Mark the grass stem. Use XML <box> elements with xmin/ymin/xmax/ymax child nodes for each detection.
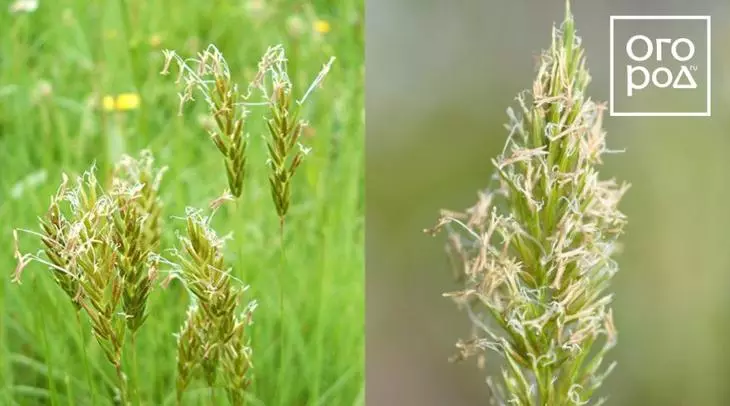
<box><xmin>130</xmin><ymin>333</ymin><xmax>139</xmax><ymax>406</ymax></box>
<box><xmin>115</xmin><ymin>362</ymin><xmax>128</xmax><ymax>406</ymax></box>
<box><xmin>276</xmin><ymin>220</ymin><xmax>288</xmax><ymax>405</ymax></box>
<box><xmin>75</xmin><ymin>311</ymin><xmax>96</xmax><ymax>405</ymax></box>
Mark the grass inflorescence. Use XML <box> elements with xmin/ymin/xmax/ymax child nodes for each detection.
<box><xmin>429</xmin><ymin>3</ymin><xmax>628</xmax><ymax>405</ymax></box>
<box><xmin>11</xmin><ymin>38</ymin><xmax>348</xmax><ymax>405</ymax></box>
<box><xmin>258</xmin><ymin>47</ymin><xmax>334</xmax><ymax>229</ymax></box>
<box><xmin>2</xmin><ymin>2</ymin><xmax>363</xmax><ymax>404</ymax></box>
<box><xmin>172</xmin><ymin>209</ymin><xmax>256</xmax><ymax>405</ymax></box>
<box><xmin>161</xmin><ymin>45</ymin><xmax>250</xmax><ymax>199</ymax></box>
<box><xmin>159</xmin><ymin>44</ymin><xmax>334</xmax><ymax>403</ymax></box>
<box><xmin>13</xmin><ymin>161</ymin><xmax>163</xmax><ymax>404</ymax></box>
<box><xmin>111</xmin><ymin>150</ymin><xmax>167</xmax><ymax>334</ymax></box>
<box><xmin>161</xmin><ymin>43</ymin><xmax>334</xmax><ymax>227</ymax></box>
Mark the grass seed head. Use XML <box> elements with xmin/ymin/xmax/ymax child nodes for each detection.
<box><xmin>255</xmin><ymin>46</ymin><xmax>334</xmax><ymax>225</ymax></box>
<box><xmin>31</xmin><ymin>175</ymin><xmax>83</xmax><ymax>307</ymax></box>
<box><xmin>162</xmin><ymin>43</ymin><xmax>334</xmax><ymax>222</ymax></box>
<box><xmin>12</xmin><ymin>159</ymin><xmax>167</xmax><ymax>403</ymax></box>
<box><xmin>58</xmin><ymin>170</ymin><xmax>126</xmax><ymax>371</ymax></box>
<box><xmin>162</xmin><ymin>45</ymin><xmax>249</xmax><ymax>198</ymax></box>
<box><xmin>430</xmin><ymin>4</ymin><xmax>628</xmax><ymax>405</ymax></box>
<box><xmin>111</xmin><ymin>150</ymin><xmax>167</xmax><ymax>333</ymax></box>
<box><xmin>172</xmin><ymin>209</ymin><xmax>255</xmax><ymax>401</ymax></box>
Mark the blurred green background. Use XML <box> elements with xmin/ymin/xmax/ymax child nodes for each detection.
<box><xmin>367</xmin><ymin>1</ymin><xmax>730</xmax><ymax>405</ymax></box>
<box><xmin>0</xmin><ymin>0</ymin><xmax>363</xmax><ymax>405</ymax></box>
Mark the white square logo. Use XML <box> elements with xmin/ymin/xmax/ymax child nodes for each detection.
<box><xmin>610</xmin><ymin>16</ymin><xmax>711</xmax><ymax>117</ymax></box>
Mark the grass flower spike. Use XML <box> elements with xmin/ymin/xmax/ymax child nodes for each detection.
<box><xmin>162</xmin><ymin>44</ymin><xmax>335</xmax><ymax>225</ymax></box>
<box><xmin>13</xmin><ymin>154</ymin><xmax>166</xmax><ymax>405</ymax></box>
<box><xmin>173</xmin><ymin>209</ymin><xmax>256</xmax><ymax>404</ymax></box>
<box><xmin>162</xmin><ymin>45</ymin><xmax>249</xmax><ymax>198</ymax></box>
<box><xmin>113</xmin><ymin>150</ymin><xmax>167</xmax><ymax>251</ymax></box>
<box><xmin>262</xmin><ymin>47</ymin><xmax>305</xmax><ymax>229</ymax></box>
<box><xmin>254</xmin><ymin>46</ymin><xmax>335</xmax><ymax>228</ymax></box>
<box><xmin>24</xmin><ymin>174</ymin><xmax>80</xmax><ymax>306</ymax></box>
<box><xmin>14</xmin><ymin>169</ymin><xmax>130</xmax><ymax>400</ymax></box>
<box><xmin>111</xmin><ymin>150</ymin><xmax>167</xmax><ymax>332</ymax></box>
<box><xmin>429</xmin><ymin>4</ymin><xmax>628</xmax><ymax>405</ymax></box>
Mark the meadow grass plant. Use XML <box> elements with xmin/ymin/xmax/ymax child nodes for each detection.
<box><xmin>1</xmin><ymin>2</ymin><xmax>362</xmax><ymax>404</ymax></box>
<box><xmin>5</xmin><ymin>15</ymin><xmax>361</xmax><ymax>406</ymax></box>
<box><xmin>11</xmin><ymin>44</ymin><xmax>336</xmax><ymax>404</ymax></box>
<box><xmin>429</xmin><ymin>4</ymin><xmax>628</xmax><ymax>405</ymax></box>
<box><xmin>161</xmin><ymin>45</ymin><xmax>250</xmax><ymax>199</ymax></box>
<box><xmin>159</xmin><ymin>44</ymin><xmax>333</xmax><ymax>404</ymax></box>
<box><xmin>11</xmin><ymin>42</ymin><xmax>334</xmax><ymax>404</ymax></box>
<box><xmin>161</xmin><ymin>44</ymin><xmax>334</xmax><ymax>231</ymax></box>
<box><xmin>13</xmin><ymin>165</ymin><xmax>153</xmax><ymax>404</ymax></box>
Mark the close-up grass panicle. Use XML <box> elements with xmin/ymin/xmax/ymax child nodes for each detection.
<box><xmin>162</xmin><ymin>45</ymin><xmax>249</xmax><ymax>198</ymax></box>
<box><xmin>264</xmin><ymin>69</ymin><xmax>306</xmax><ymax>229</ymax></box>
<box><xmin>14</xmin><ymin>168</ymin><xmax>131</xmax><ymax>401</ymax></box>
<box><xmin>429</xmin><ymin>4</ymin><xmax>628</xmax><ymax>405</ymax></box>
<box><xmin>114</xmin><ymin>149</ymin><xmax>167</xmax><ymax>250</ymax></box>
<box><xmin>172</xmin><ymin>209</ymin><xmax>256</xmax><ymax>404</ymax></box>
<box><xmin>111</xmin><ymin>150</ymin><xmax>167</xmax><ymax>333</ymax></box>
<box><xmin>12</xmin><ymin>154</ymin><xmax>168</xmax><ymax>404</ymax></box>
<box><xmin>24</xmin><ymin>174</ymin><xmax>81</xmax><ymax>307</ymax></box>
<box><xmin>163</xmin><ymin>44</ymin><xmax>335</xmax><ymax>224</ymax></box>
<box><xmin>255</xmin><ymin>47</ymin><xmax>335</xmax><ymax>228</ymax></box>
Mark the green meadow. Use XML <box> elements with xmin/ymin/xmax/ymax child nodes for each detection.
<box><xmin>0</xmin><ymin>0</ymin><xmax>363</xmax><ymax>405</ymax></box>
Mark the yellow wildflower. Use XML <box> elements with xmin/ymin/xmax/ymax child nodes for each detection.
<box><xmin>313</xmin><ymin>20</ymin><xmax>331</xmax><ymax>34</ymax></box>
<box><xmin>103</xmin><ymin>93</ymin><xmax>141</xmax><ymax>112</ymax></box>
<box><xmin>116</xmin><ymin>93</ymin><xmax>140</xmax><ymax>110</ymax></box>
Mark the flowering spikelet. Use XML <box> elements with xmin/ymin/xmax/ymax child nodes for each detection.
<box><xmin>255</xmin><ymin>46</ymin><xmax>334</xmax><ymax>227</ymax></box>
<box><xmin>114</xmin><ymin>150</ymin><xmax>167</xmax><ymax>249</ymax></box>
<box><xmin>162</xmin><ymin>43</ymin><xmax>335</xmax><ymax>223</ymax></box>
<box><xmin>173</xmin><ymin>209</ymin><xmax>256</xmax><ymax>403</ymax></box>
<box><xmin>111</xmin><ymin>150</ymin><xmax>167</xmax><ymax>332</ymax></box>
<box><xmin>162</xmin><ymin>45</ymin><xmax>249</xmax><ymax>198</ymax></box>
<box><xmin>428</xmin><ymin>4</ymin><xmax>628</xmax><ymax>405</ymax></box>
<box><xmin>13</xmin><ymin>158</ymin><xmax>167</xmax><ymax>404</ymax></box>
<box><xmin>32</xmin><ymin>174</ymin><xmax>81</xmax><ymax>307</ymax></box>
<box><xmin>262</xmin><ymin>47</ymin><xmax>305</xmax><ymax>227</ymax></box>
<box><xmin>13</xmin><ymin>169</ymin><xmax>130</xmax><ymax>400</ymax></box>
